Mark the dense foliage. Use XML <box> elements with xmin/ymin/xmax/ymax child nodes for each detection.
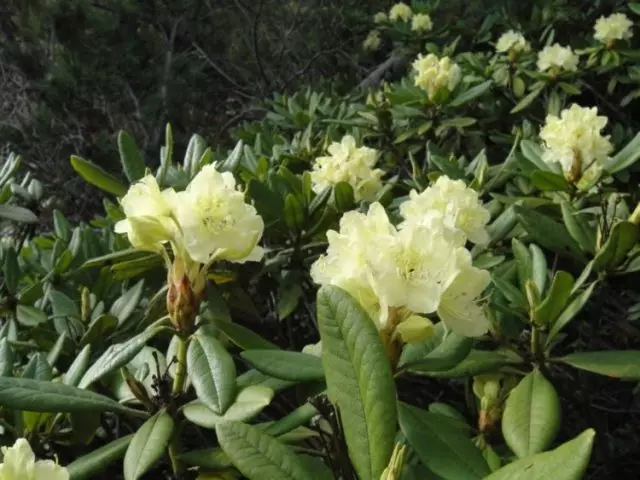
<box><xmin>3</xmin><ymin>1</ymin><xmax>640</xmax><ymax>479</ymax></box>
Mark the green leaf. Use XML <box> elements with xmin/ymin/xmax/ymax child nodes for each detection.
<box><xmin>80</xmin><ymin>314</ymin><xmax>119</xmax><ymax>347</ymax></box>
<box><xmin>215</xmin><ymin>421</ymin><xmax>313</xmax><ymax>480</ymax></box>
<box><xmin>124</xmin><ymin>411</ymin><xmax>174</xmax><ymax>480</ymax></box>
<box><xmin>240</xmin><ymin>350</ymin><xmax>324</xmax><ymax>382</ymax></box>
<box><xmin>398</xmin><ymin>402</ymin><xmax>489</xmax><ymax>479</ymax></box>
<box><xmin>603</xmin><ymin>132</ymin><xmax>640</xmax><ymax>173</ymax></box>
<box><xmin>449</xmin><ymin>80</ymin><xmax>492</xmax><ymax>107</ymax></box>
<box><xmin>317</xmin><ymin>285</ymin><xmax>396</xmax><ymax>480</ymax></box>
<box><xmin>557</xmin><ymin>351</ymin><xmax>640</xmax><ymax>379</ymax></box>
<box><xmin>179</xmin><ymin>447</ymin><xmax>231</xmax><ymax>469</ymax></box>
<box><xmin>0</xmin><ymin>377</ymin><xmax>143</xmax><ymax>415</ymax></box>
<box><xmin>16</xmin><ymin>305</ymin><xmax>47</xmax><ymax>327</ymax></box>
<box><xmin>560</xmin><ymin>202</ymin><xmax>595</xmax><ymax>254</ymax></box>
<box><xmin>530</xmin><ymin>171</ymin><xmax>570</xmax><ymax>192</ymax></box>
<box><xmin>82</xmin><ymin>248</ymin><xmax>146</xmax><ymax>269</ymax></box>
<box><xmin>630</xmin><ymin>3</ymin><xmax>640</xmax><ymax>15</ymax></box>
<box><xmin>23</xmin><ymin>352</ymin><xmax>52</xmax><ymax>381</ymax></box>
<box><xmin>399</xmin><ymin>323</ymin><xmax>472</xmax><ymax>372</ymax></box>
<box><xmin>502</xmin><ymin>370</ymin><xmax>561</xmax><ymax>458</ymax></box>
<box><xmin>484</xmin><ymin>429</ymin><xmax>595</xmax><ymax>480</ymax></box>
<box><xmin>427</xmin><ymin>350</ymin><xmax>523</xmax><ymax>378</ymax></box>
<box><xmin>533</xmin><ymin>272</ymin><xmax>574</xmax><ymax>325</ymax></box>
<box><xmin>332</xmin><ymin>181</ymin><xmax>355</xmax><ymax>212</ymax></box>
<box><xmin>514</xmin><ymin>206</ymin><xmax>584</xmax><ymax>260</ymax></box>
<box><xmin>214</xmin><ymin>319</ymin><xmax>278</xmax><ymax>350</ymax></box>
<box><xmin>246</xmin><ymin>179</ymin><xmax>284</xmax><ymax>221</ymax></box>
<box><xmin>512</xmin><ymin>238</ymin><xmax>533</xmax><ymax>292</ymax></box>
<box><xmin>183</xmin><ymin>134</ymin><xmax>207</xmax><ymax>177</ymax></box>
<box><xmin>0</xmin><ymin>204</ymin><xmax>38</xmax><ymax>223</ymax></box>
<box><xmin>2</xmin><ymin>247</ymin><xmax>19</xmax><ymax>294</ymax></box>
<box><xmin>284</xmin><ymin>194</ymin><xmax>305</xmax><ymax>231</ymax></box>
<box><xmin>187</xmin><ymin>333</ymin><xmax>237</xmax><ymax>415</ymax></box>
<box><xmin>63</xmin><ymin>344</ymin><xmax>92</xmax><ymax>386</ymax></box>
<box><xmin>487</xmin><ymin>206</ymin><xmax>517</xmax><ymax>245</ymax></box>
<box><xmin>519</xmin><ymin>140</ymin><xmax>549</xmax><ymax>172</ymax></box>
<box><xmin>118</xmin><ymin>131</ymin><xmax>146</xmax><ymax>183</ymax></box>
<box><xmin>68</xmin><ymin>434</ymin><xmax>133</xmax><ymax>480</ymax></box>
<box><xmin>70</xmin><ymin>155</ymin><xmax>127</xmax><ymax>197</ymax></box>
<box><xmin>510</xmin><ymin>85</ymin><xmax>545</xmax><ymax>114</ymax></box>
<box><xmin>593</xmin><ymin>221</ymin><xmax>639</xmax><ymax>271</ymax></box>
<box><xmin>156</xmin><ymin>124</ymin><xmax>173</xmax><ymax>185</ymax></box>
<box><xmin>264</xmin><ymin>402</ymin><xmax>319</xmax><ymax>438</ymax></box>
<box><xmin>219</xmin><ymin>140</ymin><xmax>244</xmax><ymax>173</ymax></box>
<box><xmin>547</xmin><ymin>282</ymin><xmax>597</xmax><ymax>341</ymax></box>
<box><xmin>109</xmin><ymin>279</ymin><xmax>145</xmax><ymax>325</ymax></box>
<box><xmin>78</xmin><ymin>328</ymin><xmax>156</xmax><ymax>389</ymax></box>
<box><xmin>0</xmin><ymin>338</ymin><xmax>14</xmax><ymax>377</ymax></box>
<box><xmin>530</xmin><ymin>244</ymin><xmax>548</xmax><ymax>295</ymax></box>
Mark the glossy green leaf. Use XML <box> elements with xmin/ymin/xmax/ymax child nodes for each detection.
<box><xmin>428</xmin><ymin>350</ymin><xmax>523</xmax><ymax>378</ymax></box>
<box><xmin>547</xmin><ymin>282</ymin><xmax>598</xmax><ymax>341</ymax></box>
<box><xmin>398</xmin><ymin>402</ymin><xmax>489</xmax><ymax>479</ymax></box>
<box><xmin>558</xmin><ymin>351</ymin><xmax>640</xmax><ymax>379</ymax></box>
<box><xmin>16</xmin><ymin>305</ymin><xmax>48</xmax><ymax>327</ymax></box>
<box><xmin>317</xmin><ymin>285</ymin><xmax>396</xmax><ymax>480</ymax></box>
<box><xmin>450</xmin><ymin>80</ymin><xmax>492</xmax><ymax>107</ymax></box>
<box><xmin>2</xmin><ymin>247</ymin><xmax>19</xmax><ymax>294</ymax></box>
<box><xmin>124</xmin><ymin>411</ymin><xmax>174</xmax><ymax>480</ymax></box>
<box><xmin>510</xmin><ymin>85</ymin><xmax>544</xmax><ymax>114</ymax></box>
<box><xmin>560</xmin><ymin>202</ymin><xmax>595</xmax><ymax>254</ymax></box>
<box><xmin>240</xmin><ymin>350</ymin><xmax>324</xmax><ymax>382</ymax></box>
<box><xmin>593</xmin><ymin>221</ymin><xmax>639</xmax><ymax>271</ymax></box>
<box><xmin>70</xmin><ymin>155</ymin><xmax>127</xmax><ymax>197</ymax></box>
<box><xmin>484</xmin><ymin>429</ymin><xmax>595</xmax><ymax>480</ymax></box>
<box><xmin>512</xmin><ymin>238</ymin><xmax>533</xmax><ymax>292</ymax></box>
<box><xmin>68</xmin><ymin>434</ymin><xmax>133</xmax><ymax>480</ymax></box>
<box><xmin>603</xmin><ymin>132</ymin><xmax>640</xmax><ymax>173</ymax></box>
<box><xmin>264</xmin><ymin>402</ymin><xmax>319</xmax><ymax>438</ymax></box>
<box><xmin>529</xmin><ymin>244</ymin><xmax>548</xmax><ymax>295</ymax></box>
<box><xmin>530</xmin><ymin>171</ymin><xmax>570</xmax><ymax>192</ymax></box>
<box><xmin>80</xmin><ymin>314</ymin><xmax>118</xmax><ymax>347</ymax></box>
<box><xmin>118</xmin><ymin>130</ymin><xmax>146</xmax><ymax>183</ymax></box>
<box><xmin>214</xmin><ymin>319</ymin><xmax>278</xmax><ymax>350</ymax></box>
<box><xmin>533</xmin><ymin>271</ymin><xmax>574</xmax><ymax>325</ymax></box>
<box><xmin>179</xmin><ymin>447</ymin><xmax>231</xmax><ymax>469</ymax></box>
<box><xmin>514</xmin><ymin>206</ymin><xmax>583</xmax><ymax>260</ymax></box>
<box><xmin>110</xmin><ymin>279</ymin><xmax>145</xmax><ymax>325</ymax></box>
<box><xmin>332</xmin><ymin>181</ymin><xmax>355</xmax><ymax>212</ymax></box>
<box><xmin>63</xmin><ymin>344</ymin><xmax>92</xmax><ymax>386</ymax></box>
<box><xmin>399</xmin><ymin>323</ymin><xmax>472</xmax><ymax>372</ymax></box>
<box><xmin>188</xmin><ymin>333</ymin><xmax>237</xmax><ymax>414</ymax></box>
<box><xmin>215</xmin><ymin>421</ymin><xmax>313</xmax><ymax>480</ymax></box>
<box><xmin>502</xmin><ymin>370</ymin><xmax>561</xmax><ymax>458</ymax></box>
<box><xmin>0</xmin><ymin>338</ymin><xmax>14</xmax><ymax>377</ymax></box>
<box><xmin>0</xmin><ymin>204</ymin><xmax>38</xmax><ymax>223</ymax></box>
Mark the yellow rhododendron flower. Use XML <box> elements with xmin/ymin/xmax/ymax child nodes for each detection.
<box><xmin>389</xmin><ymin>2</ymin><xmax>412</xmax><ymax>22</ymax></box>
<box><xmin>396</xmin><ymin>314</ymin><xmax>434</xmax><ymax>343</ymax></box>
<box><xmin>536</xmin><ymin>43</ymin><xmax>579</xmax><ymax>74</ymax></box>
<box><xmin>399</xmin><ymin>175</ymin><xmax>491</xmax><ymax>245</ymax></box>
<box><xmin>495</xmin><ymin>30</ymin><xmax>530</xmax><ymax>54</ymax></box>
<box><xmin>539</xmin><ymin>104</ymin><xmax>613</xmax><ymax>181</ymax></box>
<box><xmin>172</xmin><ymin>164</ymin><xmax>265</xmax><ymax>265</ymax></box>
<box><xmin>594</xmin><ymin>13</ymin><xmax>633</xmax><ymax>44</ymax></box>
<box><xmin>114</xmin><ymin>175</ymin><xmax>178</xmax><ymax>253</ymax></box>
<box><xmin>0</xmin><ymin>438</ymin><xmax>68</xmax><ymax>480</ymax></box>
<box><xmin>310</xmin><ymin>135</ymin><xmax>384</xmax><ymax>202</ymax></box>
<box><xmin>412</xmin><ymin>53</ymin><xmax>461</xmax><ymax>100</ymax></box>
<box><xmin>374</xmin><ymin>12</ymin><xmax>388</xmax><ymax>24</ymax></box>
<box><xmin>363</xmin><ymin>31</ymin><xmax>381</xmax><ymax>51</ymax></box>
<box><xmin>411</xmin><ymin>13</ymin><xmax>433</xmax><ymax>32</ymax></box>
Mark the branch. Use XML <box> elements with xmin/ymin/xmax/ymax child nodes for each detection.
<box><xmin>251</xmin><ymin>0</ymin><xmax>270</xmax><ymax>92</ymax></box>
<box><xmin>356</xmin><ymin>52</ymin><xmax>409</xmax><ymax>91</ymax></box>
<box><xmin>191</xmin><ymin>42</ymin><xmax>253</xmax><ymax>99</ymax></box>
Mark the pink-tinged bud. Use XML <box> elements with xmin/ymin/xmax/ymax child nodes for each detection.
<box><xmin>167</xmin><ymin>260</ymin><xmax>205</xmax><ymax>334</ymax></box>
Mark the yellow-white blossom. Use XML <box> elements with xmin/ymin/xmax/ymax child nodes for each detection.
<box><xmin>0</xmin><ymin>438</ymin><xmax>68</xmax><ymax>480</ymax></box>
<box><xmin>594</xmin><ymin>13</ymin><xmax>633</xmax><ymax>44</ymax></box>
<box><xmin>399</xmin><ymin>175</ymin><xmax>491</xmax><ymax>245</ymax></box>
<box><xmin>539</xmin><ymin>104</ymin><xmax>613</xmax><ymax>180</ymax></box>
<box><xmin>495</xmin><ymin>30</ymin><xmax>530</xmax><ymax>54</ymax></box>
<box><xmin>363</xmin><ymin>31</ymin><xmax>381</xmax><ymax>51</ymax></box>
<box><xmin>171</xmin><ymin>164</ymin><xmax>264</xmax><ymax>265</ymax></box>
<box><xmin>411</xmin><ymin>13</ymin><xmax>433</xmax><ymax>32</ymax></box>
<box><xmin>412</xmin><ymin>53</ymin><xmax>461</xmax><ymax>100</ymax></box>
<box><xmin>536</xmin><ymin>44</ymin><xmax>579</xmax><ymax>73</ymax></box>
<box><xmin>310</xmin><ymin>135</ymin><xmax>384</xmax><ymax>202</ymax></box>
<box><xmin>374</xmin><ymin>12</ymin><xmax>388</xmax><ymax>24</ymax></box>
<box><xmin>114</xmin><ymin>175</ymin><xmax>179</xmax><ymax>253</ymax></box>
<box><xmin>389</xmin><ymin>2</ymin><xmax>412</xmax><ymax>22</ymax></box>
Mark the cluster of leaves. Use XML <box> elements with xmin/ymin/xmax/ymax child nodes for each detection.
<box><xmin>3</xmin><ymin>0</ymin><xmax>640</xmax><ymax>479</ymax></box>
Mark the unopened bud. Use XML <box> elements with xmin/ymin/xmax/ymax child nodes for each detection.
<box><xmin>629</xmin><ymin>202</ymin><xmax>640</xmax><ymax>225</ymax></box>
<box><xmin>167</xmin><ymin>260</ymin><xmax>205</xmax><ymax>334</ymax></box>
<box><xmin>380</xmin><ymin>443</ymin><xmax>407</xmax><ymax>480</ymax></box>
<box><xmin>81</xmin><ymin>287</ymin><xmax>92</xmax><ymax>323</ymax></box>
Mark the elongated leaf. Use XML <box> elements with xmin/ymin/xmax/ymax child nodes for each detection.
<box><xmin>514</xmin><ymin>206</ymin><xmax>583</xmax><ymax>260</ymax></box>
<box><xmin>484</xmin><ymin>429</ymin><xmax>595</xmax><ymax>480</ymax></box>
<box><xmin>215</xmin><ymin>421</ymin><xmax>313</xmax><ymax>480</ymax></box>
<box><xmin>317</xmin><ymin>285</ymin><xmax>396</xmax><ymax>480</ymax></box>
<box><xmin>179</xmin><ymin>447</ymin><xmax>232</xmax><ymax>469</ymax></box>
<box><xmin>558</xmin><ymin>351</ymin><xmax>640</xmax><ymax>379</ymax></box>
<box><xmin>604</xmin><ymin>132</ymin><xmax>640</xmax><ymax>173</ymax></box>
<box><xmin>78</xmin><ymin>328</ymin><xmax>156</xmax><ymax>389</ymax></box>
<box><xmin>450</xmin><ymin>80</ymin><xmax>492</xmax><ymax>107</ymax></box>
<box><xmin>530</xmin><ymin>171</ymin><xmax>569</xmax><ymax>192</ymax></box>
<box><xmin>547</xmin><ymin>282</ymin><xmax>597</xmax><ymax>341</ymax></box>
<box><xmin>0</xmin><ymin>338</ymin><xmax>13</xmax><ymax>377</ymax></box>
<box><xmin>63</xmin><ymin>344</ymin><xmax>92</xmax><ymax>386</ymax></box>
<box><xmin>399</xmin><ymin>402</ymin><xmax>489</xmax><ymax>479</ymax></box>
<box><xmin>0</xmin><ymin>204</ymin><xmax>38</xmax><ymax>223</ymax></box>
<box><xmin>0</xmin><ymin>377</ymin><xmax>143</xmax><ymax>415</ymax></box>
<box><xmin>124</xmin><ymin>411</ymin><xmax>174</xmax><ymax>480</ymax></box>
<box><xmin>399</xmin><ymin>323</ymin><xmax>472</xmax><ymax>372</ymax></box>
<box><xmin>68</xmin><ymin>434</ymin><xmax>133</xmax><ymax>480</ymax></box>
<box><xmin>110</xmin><ymin>279</ymin><xmax>145</xmax><ymax>325</ymax></box>
<box><xmin>593</xmin><ymin>221</ymin><xmax>639</xmax><ymax>271</ymax></box>
<box><xmin>70</xmin><ymin>155</ymin><xmax>127</xmax><ymax>197</ymax></box>
<box><xmin>427</xmin><ymin>350</ymin><xmax>523</xmax><ymax>378</ymax></box>
<box><xmin>502</xmin><ymin>370</ymin><xmax>561</xmax><ymax>458</ymax></box>
<box><xmin>2</xmin><ymin>247</ymin><xmax>19</xmax><ymax>294</ymax></box>
<box><xmin>188</xmin><ymin>333</ymin><xmax>237</xmax><ymax>414</ymax></box>
<box><xmin>16</xmin><ymin>305</ymin><xmax>48</xmax><ymax>327</ymax></box>
<box><xmin>534</xmin><ymin>272</ymin><xmax>574</xmax><ymax>325</ymax></box>
<box><xmin>560</xmin><ymin>202</ymin><xmax>595</xmax><ymax>254</ymax></box>
<box><xmin>264</xmin><ymin>403</ymin><xmax>319</xmax><ymax>438</ymax></box>
<box><xmin>118</xmin><ymin>131</ymin><xmax>146</xmax><ymax>183</ymax></box>
<box><xmin>80</xmin><ymin>314</ymin><xmax>118</xmax><ymax>347</ymax></box>
<box><xmin>240</xmin><ymin>350</ymin><xmax>324</xmax><ymax>382</ymax></box>
<box><xmin>214</xmin><ymin>319</ymin><xmax>278</xmax><ymax>350</ymax></box>
<box><xmin>530</xmin><ymin>244</ymin><xmax>548</xmax><ymax>294</ymax></box>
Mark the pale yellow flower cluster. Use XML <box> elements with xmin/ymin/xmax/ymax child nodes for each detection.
<box><xmin>374</xmin><ymin>12</ymin><xmax>388</xmax><ymax>24</ymax></box>
<box><xmin>594</xmin><ymin>13</ymin><xmax>633</xmax><ymax>44</ymax></box>
<box><xmin>310</xmin><ymin>135</ymin><xmax>384</xmax><ymax>202</ymax></box>
<box><xmin>389</xmin><ymin>2</ymin><xmax>413</xmax><ymax>22</ymax></box>
<box><xmin>0</xmin><ymin>438</ymin><xmax>68</xmax><ymax>480</ymax></box>
<box><xmin>311</xmin><ymin>177</ymin><xmax>492</xmax><ymax>340</ymax></box>
<box><xmin>536</xmin><ymin>43</ymin><xmax>579</xmax><ymax>74</ymax></box>
<box><xmin>411</xmin><ymin>13</ymin><xmax>433</xmax><ymax>32</ymax></box>
<box><xmin>495</xmin><ymin>30</ymin><xmax>530</xmax><ymax>55</ymax></box>
<box><xmin>412</xmin><ymin>53</ymin><xmax>461</xmax><ymax>100</ymax></box>
<box><xmin>539</xmin><ymin>104</ymin><xmax>613</xmax><ymax>180</ymax></box>
<box><xmin>363</xmin><ymin>31</ymin><xmax>381</xmax><ymax>51</ymax></box>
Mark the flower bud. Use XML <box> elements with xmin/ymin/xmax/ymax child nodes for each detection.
<box><xmin>167</xmin><ymin>259</ymin><xmax>205</xmax><ymax>334</ymax></box>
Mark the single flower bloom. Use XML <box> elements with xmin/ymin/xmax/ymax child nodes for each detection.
<box><xmin>536</xmin><ymin>43</ymin><xmax>579</xmax><ymax>73</ymax></box>
<box><xmin>412</xmin><ymin>53</ymin><xmax>461</xmax><ymax>100</ymax></box>
<box><xmin>374</xmin><ymin>12</ymin><xmax>388</xmax><ymax>24</ymax></box>
<box><xmin>171</xmin><ymin>164</ymin><xmax>264</xmax><ymax>265</ymax></box>
<box><xmin>539</xmin><ymin>104</ymin><xmax>613</xmax><ymax>180</ymax></box>
<box><xmin>0</xmin><ymin>438</ymin><xmax>69</xmax><ymax>480</ymax></box>
<box><xmin>594</xmin><ymin>13</ymin><xmax>633</xmax><ymax>44</ymax></box>
<box><xmin>400</xmin><ymin>175</ymin><xmax>491</xmax><ymax>245</ymax></box>
<box><xmin>114</xmin><ymin>175</ymin><xmax>179</xmax><ymax>253</ymax></box>
<box><xmin>310</xmin><ymin>135</ymin><xmax>384</xmax><ymax>202</ymax></box>
<box><xmin>389</xmin><ymin>2</ymin><xmax>412</xmax><ymax>22</ymax></box>
<box><xmin>411</xmin><ymin>13</ymin><xmax>433</xmax><ymax>32</ymax></box>
<box><xmin>495</xmin><ymin>30</ymin><xmax>530</xmax><ymax>54</ymax></box>
<box><xmin>363</xmin><ymin>30</ymin><xmax>381</xmax><ymax>51</ymax></box>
